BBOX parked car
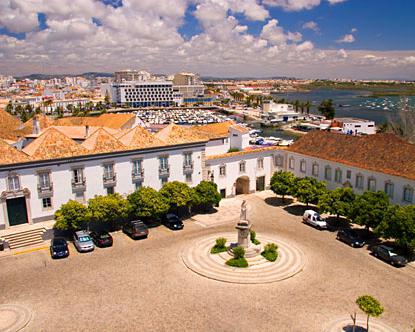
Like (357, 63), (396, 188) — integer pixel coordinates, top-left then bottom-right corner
(123, 220), (149, 239)
(336, 229), (365, 247)
(73, 231), (95, 252)
(50, 237), (69, 259)
(90, 231), (113, 248)
(302, 210), (327, 229)
(371, 245), (407, 267)
(163, 213), (184, 230)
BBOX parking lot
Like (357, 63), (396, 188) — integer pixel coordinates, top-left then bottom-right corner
(1, 192), (414, 331)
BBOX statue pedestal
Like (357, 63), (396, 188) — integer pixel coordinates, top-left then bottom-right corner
(236, 220), (251, 248)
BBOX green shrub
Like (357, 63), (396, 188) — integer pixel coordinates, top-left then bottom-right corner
(226, 257), (248, 268)
(261, 243), (279, 262)
(232, 246), (245, 259)
(210, 237), (227, 254)
(264, 243), (278, 253)
(227, 148), (240, 153)
(250, 230), (261, 245)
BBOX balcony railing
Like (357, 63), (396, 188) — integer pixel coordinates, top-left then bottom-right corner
(103, 173), (117, 187)
(132, 169), (144, 182)
(183, 162), (194, 174)
(71, 178), (86, 191)
(37, 183), (53, 198)
(159, 167), (170, 177)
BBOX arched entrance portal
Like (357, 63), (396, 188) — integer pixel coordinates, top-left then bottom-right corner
(235, 176), (250, 195)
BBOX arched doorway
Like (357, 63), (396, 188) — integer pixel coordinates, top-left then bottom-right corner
(235, 176), (250, 195)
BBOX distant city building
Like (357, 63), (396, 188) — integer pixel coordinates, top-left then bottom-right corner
(173, 72), (207, 105)
(262, 101), (303, 122)
(331, 117), (376, 135)
(114, 70), (151, 83)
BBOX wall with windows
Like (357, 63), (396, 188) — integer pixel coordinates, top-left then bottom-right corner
(285, 151), (415, 206)
(205, 138), (230, 156)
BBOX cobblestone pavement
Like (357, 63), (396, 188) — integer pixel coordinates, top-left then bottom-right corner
(0, 191), (414, 332)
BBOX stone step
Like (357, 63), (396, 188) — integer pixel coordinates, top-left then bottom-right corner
(3, 227), (47, 250)
(9, 238), (45, 250)
(3, 227), (46, 240)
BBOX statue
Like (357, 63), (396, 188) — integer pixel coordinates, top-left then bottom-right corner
(240, 200), (247, 221)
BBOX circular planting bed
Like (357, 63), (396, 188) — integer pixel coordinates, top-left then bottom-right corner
(181, 232), (306, 284)
(324, 316), (397, 332)
(0, 304), (32, 332)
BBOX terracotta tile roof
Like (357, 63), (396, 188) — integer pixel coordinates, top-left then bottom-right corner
(23, 127), (89, 160)
(0, 108), (31, 140)
(53, 117), (90, 127)
(24, 115), (55, 132)
(26, 125), (122, 140)
(194, 121), (235, 139)
(0, 139), (31, 165)
(206, 146), (286, 160)
(230, 124), (250, 134)
(53, 113), (135, 129)
(155, 124), (209, 145)
(288, 131), (415, 181)
(118, 126), (165, 149)
(81, 128), (126, 153)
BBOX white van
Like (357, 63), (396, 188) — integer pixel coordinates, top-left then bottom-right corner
(302, 210), (327, 229)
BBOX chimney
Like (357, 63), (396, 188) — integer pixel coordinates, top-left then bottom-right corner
(85, 125), (90, 138)
(33, 115), (40, 135)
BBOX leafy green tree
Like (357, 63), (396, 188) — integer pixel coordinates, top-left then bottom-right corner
(319, 187), (355, 220)
(191, 181), (221, 211)
(160, 181), (193, 212)
(293, 177), (327, 207)
(34, 106), (42, 114)
(377, 205), (415, 253)
(87, 193), (130, 225)
(55, 106), (64, 118)
(318, 99), (335, 119)
(5, 101), (13, 114)
(356, 295), (384, 332)
(54, 200), (89, 231)
(270, 171), (296, 203)
(127, 186), (169, 220)
(304, 101), (311, 115)
(348, 191), (390, 230)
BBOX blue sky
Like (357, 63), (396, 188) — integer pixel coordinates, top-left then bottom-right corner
(0, 0), (414, 78)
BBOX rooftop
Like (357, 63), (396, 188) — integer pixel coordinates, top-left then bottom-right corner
(288, 131), (415, 181)
(333, 117), (374, 123)
(0, 139), (31, 165)
(207, 146), (286, 160)
(155, 124), (209, 145)
(118, 126), (165, 149)
(81, 128), (126, 154)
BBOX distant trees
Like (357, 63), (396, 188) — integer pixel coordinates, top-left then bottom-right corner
(5, 101), (13, 114)
(318, 99), (335, 119)
(270, 171), (296, 203)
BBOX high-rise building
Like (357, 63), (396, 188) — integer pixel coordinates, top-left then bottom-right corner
(114, 70), (151, 83)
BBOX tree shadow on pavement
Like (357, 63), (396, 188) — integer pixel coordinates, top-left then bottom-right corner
(342, 325), (367, 332)
(264, 196), (293, 207)
(283, 204), (309, 216)
(326, 216), (351, 232)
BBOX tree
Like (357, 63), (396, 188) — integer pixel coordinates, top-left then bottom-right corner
(293, 177), (326, 207)
(319, 187), (355, 220)
(55, 106), (64, 118)
(348, 191), (390, 230)
(87, 193), (130, 226)
(377, 205), (415, 253)
(5, 101), (13, 114)
(304, 101), (311, 115)
(160, 181), (193, 213)
(104, 91), (111, 106)
(318, 99), (335, 119)
(54, 200), (89, 231)
(191, 181), (221, 211)
(293, 99), (300, 112)
(270, 171), (296, 203)
(356, 295), (384, 332)
(127, 187), (169, 220)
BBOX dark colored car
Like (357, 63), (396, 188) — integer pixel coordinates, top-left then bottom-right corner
(50, 237), (69, 259)
(90, 231), (113, 248)
(371, 245), (407, 267)
(163, 213), (184, 231)
(336, 229), (365, 248)
(123, 220), (149, 239)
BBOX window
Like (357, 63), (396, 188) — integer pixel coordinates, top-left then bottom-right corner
(346, 170), (352, 179)
(334, 169), (342, 183)
(289, 157), (295, 170)
(355, 174), (364, 189)
(38, 172), (50, 189)
(73, 168), (84, 184)
(159, 156), (169, 170)
(403, 187), (414, 203)
(135, 182), (142, 190)
(239, 161), (246, 173)
(324, 166), (332, 181)
(74, 191), (85, 203)
(132, 160), (142, 175)
(219, 165), (226, 176)
(312, 163), (319, 177)
(161, 177), (168, 185)
(220, 189), (226, 198)
(184, 153), (192, 166)
(300, 160), (306, 173)
(107, 186), (114, 195)
(368, 178), (376, 191)
(185, 173), (192, 183)
(7, 174), (20, 191)
(384, 182), (394, 198)
(103, 164), (114, 179)
(274, 155), (283, 167)
(42, 197), (52, 209)
(257, 158), (264, 169)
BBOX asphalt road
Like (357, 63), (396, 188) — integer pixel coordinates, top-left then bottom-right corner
(0, 193), (414, 332)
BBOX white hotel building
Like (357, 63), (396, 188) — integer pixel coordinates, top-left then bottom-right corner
(0, 118), (414, 230)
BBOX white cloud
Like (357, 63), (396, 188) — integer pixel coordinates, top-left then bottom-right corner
(302, 21), (319, 32)
(263, 0), (321, 11)
(337, 34), (355, 43)
(351, 27), (358, 33)
(327, 0), (347, 4)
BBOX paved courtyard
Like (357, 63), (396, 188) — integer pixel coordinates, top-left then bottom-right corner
(1, 191), (414, 331)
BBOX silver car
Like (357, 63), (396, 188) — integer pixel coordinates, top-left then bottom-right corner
(73, 231), (95, 252)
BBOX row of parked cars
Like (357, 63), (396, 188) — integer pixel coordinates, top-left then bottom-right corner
(302, 209), (408, 267)
(50, 213), (184, 259)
